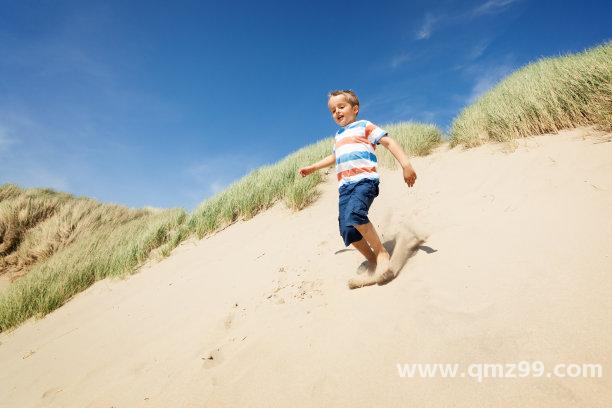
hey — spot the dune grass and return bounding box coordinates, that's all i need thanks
[377,122,443,168]
[0,185,182,278]
[450,41,612,147]
[0,122,441,332]
[0,184,186,331]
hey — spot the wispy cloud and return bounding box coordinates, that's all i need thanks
[416,13,440,40]
[0,106,79,192]
[472,0,518,17]
[182,153,265,209]
[415,0,519,41]
[466,62,515,104]
[388,52,411,69]
[468,40,491,60]
[361,89,455,127]
[13,166,72,192]
[0,6,183,206]
[448,40,493,73]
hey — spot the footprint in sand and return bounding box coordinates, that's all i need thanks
[203,303,249,370]
[265,266,290,304]
[202,348,224,369]
[266,275,323,303]
[223,301,249,331]
[348,232,425,289]
[41,387,62,399]
[224,311,234,330]
[293,279,323,300]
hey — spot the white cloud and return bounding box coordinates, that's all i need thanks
[389,52,411,69]
[472,0,518,17]
[416,13,439,40]
[415,0,518,41]
[468,41,490,60]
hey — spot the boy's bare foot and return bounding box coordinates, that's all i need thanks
[347,274,377,289]
[348,234,425,289]
[374,251,390,275]
[348,252,390,289]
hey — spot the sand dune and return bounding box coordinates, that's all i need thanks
[1,127,611,407]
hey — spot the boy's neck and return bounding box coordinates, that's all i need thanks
[343,118,359,128]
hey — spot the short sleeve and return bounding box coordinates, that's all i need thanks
[364,121,388,145]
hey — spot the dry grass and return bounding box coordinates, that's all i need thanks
[450,41,612,147]
[0,184,186,331]
[377,122,443,168]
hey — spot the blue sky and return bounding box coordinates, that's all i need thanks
[1,0,610,210]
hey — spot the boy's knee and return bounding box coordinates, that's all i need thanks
[353,222,371,233]
[339,224,362,247]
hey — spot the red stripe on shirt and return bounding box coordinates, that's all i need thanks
[336,166,377,181]
[335,136,375,149]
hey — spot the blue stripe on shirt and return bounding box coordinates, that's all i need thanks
[336,151,378,165]
[346,120,367,129]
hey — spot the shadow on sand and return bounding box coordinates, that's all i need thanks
[349,231,431,289]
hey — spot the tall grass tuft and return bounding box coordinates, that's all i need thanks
[450,41,612,147]
[0,184,186,331]
[377,122,443,168]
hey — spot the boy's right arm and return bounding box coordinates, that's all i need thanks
[298,154,335,177]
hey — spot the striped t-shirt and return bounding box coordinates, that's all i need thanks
[333,119,388,188]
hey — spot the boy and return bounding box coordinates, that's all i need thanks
[298,90,417,288]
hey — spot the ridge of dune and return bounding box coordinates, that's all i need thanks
[1,127,611,407]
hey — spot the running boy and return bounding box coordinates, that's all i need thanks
[298,90,417,288]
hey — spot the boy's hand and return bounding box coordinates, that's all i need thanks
[380,137,416,187]
[298,165,315,177]
[403,163,417,187]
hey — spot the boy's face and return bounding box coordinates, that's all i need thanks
[328,94,359,127]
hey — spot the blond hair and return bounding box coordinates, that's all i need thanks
[327,89,360,107]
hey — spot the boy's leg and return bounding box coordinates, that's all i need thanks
[354,222,390,261]
[348,222,392,289]
[346,222,391,289]
[351,238,377,264]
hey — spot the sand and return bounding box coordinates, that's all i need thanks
[1,127,611,407]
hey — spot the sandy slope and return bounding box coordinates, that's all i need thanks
[1,128,611,407]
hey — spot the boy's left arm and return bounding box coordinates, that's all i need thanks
[379,136,417,187]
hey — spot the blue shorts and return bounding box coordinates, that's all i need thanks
[338,178,380,247]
